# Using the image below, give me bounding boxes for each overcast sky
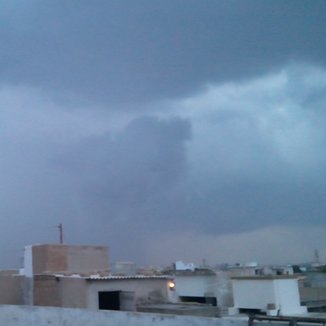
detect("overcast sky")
[1,1,326,268]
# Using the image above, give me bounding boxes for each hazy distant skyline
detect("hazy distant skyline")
[1,1,326,267]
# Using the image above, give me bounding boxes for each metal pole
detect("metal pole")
[57,223,63,244]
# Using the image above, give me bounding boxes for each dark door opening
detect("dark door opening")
[98,291,120,310]
[180,296,217,306]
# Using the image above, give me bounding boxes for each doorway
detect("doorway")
[98,291,120,310]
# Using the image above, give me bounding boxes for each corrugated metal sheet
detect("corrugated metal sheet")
[86,275,170,280]
[39,273,172,280]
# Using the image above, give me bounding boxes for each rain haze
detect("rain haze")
[1,1,326,268]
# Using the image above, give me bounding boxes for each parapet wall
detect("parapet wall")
[29,244,109,275]
[0,305,257,326]
[0,276,24,305]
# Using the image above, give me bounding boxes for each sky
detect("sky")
[1,1,326,268]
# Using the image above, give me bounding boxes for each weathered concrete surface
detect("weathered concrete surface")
[86,277,169,310]
[0,305,249,326]
[0,275,24,305]
[27,244,109,275]
[138,302,219,317]
[33,275,87,308]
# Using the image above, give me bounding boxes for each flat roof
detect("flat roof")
[231,275,302,280]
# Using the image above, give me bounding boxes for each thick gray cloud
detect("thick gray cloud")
[1,2,326,267]
[173,64,326,235]
[0,93,192,264]
[1,1,326,106]
[58,115,191,227]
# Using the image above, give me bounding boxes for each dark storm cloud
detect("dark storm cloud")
[57,115,191,230]
[171,64,326,236]
[1,1,326,266]
[0,90,193,264]
[54,65,326,240]
[1,64,326,265]
[49,115,192,261]
[1,1,326,105]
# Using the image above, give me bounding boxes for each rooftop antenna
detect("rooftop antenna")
[314,249,320,264]
[56,223,64,244]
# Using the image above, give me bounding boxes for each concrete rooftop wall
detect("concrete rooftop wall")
[67,246,109,273]
[33,275,87,308]
[0,305,256,326]
[231,277,307,315]
[28,244,109,275]
[86,278,170,310]
[0,275,24,305]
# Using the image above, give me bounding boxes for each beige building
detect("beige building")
[8,243,173,311]
[33,274,172,310]
[23,244,110,276]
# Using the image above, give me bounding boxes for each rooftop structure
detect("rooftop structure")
[229,275,307,316]
[22,244,109,276]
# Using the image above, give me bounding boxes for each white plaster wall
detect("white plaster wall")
[21,246,34,305]
[0,305,261,326]
[232,279,275,309]
[232,278,307,315]
[274,279,307,314]
[215,271,233,307]
[174,273,233,308]
[22,246,33,277]
[175,275,217,297]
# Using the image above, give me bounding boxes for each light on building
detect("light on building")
[168,281,175,290]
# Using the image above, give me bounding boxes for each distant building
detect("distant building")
[226,264,293,278]
[174,261,196,271]
[111,261,137,276]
